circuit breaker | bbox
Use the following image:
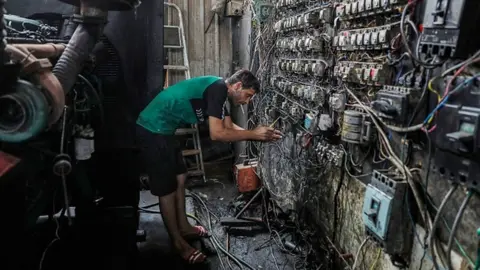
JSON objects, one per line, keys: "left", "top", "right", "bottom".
{"left": 432, "top": 76, "right": 480, "bottom": 192}
{"left": 362, "top": 171, "right": 412, "bottom": 257}
{"left": 420, "top": 0, "right": 480, "bottom": 57}
{"left": 372, "top": 85, "right": 420, "bottom": 126}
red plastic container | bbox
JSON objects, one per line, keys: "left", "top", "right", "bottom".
{"left": 234, "top": 161, "right": 261, "bottom": 193}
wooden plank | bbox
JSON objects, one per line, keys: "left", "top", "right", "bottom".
{"left": 187, "top": 0, "right": 205, "bottom": 78}
{"left": 219, "top": 17, "right": 233, "bottom": 78}
{"left": 203, "top": 0, "right": 216, "bottom": 76}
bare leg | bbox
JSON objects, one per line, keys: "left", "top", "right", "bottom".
{"left": 175, "top": 173, "right": 197, "bottom": 235}
{"left": 159, "top": 191, "right": 205, "bottom": 261}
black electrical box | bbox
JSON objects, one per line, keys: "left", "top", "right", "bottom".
{"left": 373, "top": 86, "right": 420, "bottom": 126}
{"left": 432, "top": 76, "right": 480, "bottom": 191}
{"left": 419, "top": 0, "right": 480, "bottom": 58}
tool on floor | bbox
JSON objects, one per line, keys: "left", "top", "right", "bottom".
{"left": 220, "top": 187, "right": 267, "bottom": 236}
{"left": 164, "top": 2, "right": 206, "bottom": 183}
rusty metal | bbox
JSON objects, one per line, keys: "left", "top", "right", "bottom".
{"left": 5, "top": 44, "right": 65, "bottom": 125}
{"left": 11, "top": 43, "right": 66, "bottom": 58}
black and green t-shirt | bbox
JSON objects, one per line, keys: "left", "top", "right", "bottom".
{"left": 137, "top": 76, "right": 230, "bottom": 134}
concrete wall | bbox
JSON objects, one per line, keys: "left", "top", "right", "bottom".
{"left": 164, "top": 0, "right": 233, "bottom": 85}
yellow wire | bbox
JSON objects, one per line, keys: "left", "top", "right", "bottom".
{"left": 426, "top": 77, "right": 442, "bottom": 124}
{"left": 369, "top": 248, "right": 382, "bottom": 270}
{"left": 428, "top": 77, "right": 441, "bottom": 102}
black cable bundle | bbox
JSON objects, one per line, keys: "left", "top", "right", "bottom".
{"left": 0, "top": 0, "right": 7, "bottom": 64}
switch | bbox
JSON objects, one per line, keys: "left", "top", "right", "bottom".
{"left": 350, "top": 33, "right": 357, "bottom": 46}
{"left": 378, "top": 29, "right": 387, "bottom": 43}
{"left": 363, "top": 32, "right": 371, "bottom": 45}
{"left": 371, "top": 68, "right": 380, "bottom": 82}
{"left": 345, "top": 3, "right": 352, "bottom": 15}
{"left": 432, "top": 0, "right": 448, "bottom": 25}
{"left": 371, "top": 32, "right": 378, "bottom": 45}
{"left": 365, "top": 0, "right": 372, "bottom": 10}
{"left": 352, "top": 2, "right": 358, "bottom": 14}
{"left": 358, "top": 0, "right": 365, "bottom": 12}
{"left": 336, "top": 5, "right": 345, "bottom": 16}
{"left": 366, "top": 198, "right": 380, "bottom": 224}
{"left": 446, "top": 121, "right": 476, "bottom": 153}
{"left": 333, "top": 36, "right": 339, "bottom": 46}
{"left": 357, "top": 33, "right": 364, "bottom": 46}
{"left": 297, "top": 87, "right": 304, "bottom": 98}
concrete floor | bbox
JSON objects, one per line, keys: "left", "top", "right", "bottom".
{"left": 136, "top": 162, "right": 297, "bottom": 270}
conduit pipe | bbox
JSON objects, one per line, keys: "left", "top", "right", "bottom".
{"left": 52, "top": 1, "right": 108, "bottom": 96}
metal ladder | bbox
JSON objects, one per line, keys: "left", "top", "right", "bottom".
{"left": 164, "top": 2, "right": 206, "bottom": 182}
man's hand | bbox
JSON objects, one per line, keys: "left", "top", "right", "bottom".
{"left": 252, "top": 126, "right": 282, "bottom": 141}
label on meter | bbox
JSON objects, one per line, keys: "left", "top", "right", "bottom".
{"left": 0, "top": 151, "right": 20, "bottom": 177}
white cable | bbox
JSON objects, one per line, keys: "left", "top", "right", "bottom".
{"left": 352, "top": 237, "right": 370, "bottom": 270}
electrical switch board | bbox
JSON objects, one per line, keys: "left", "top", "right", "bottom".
{"left": 335, "top": 0, "right": 406, "bottom": 20}
{"left": 333, "top": 22, "right": 400, "bottom": 51}
{"left": 277, "top": 58, "right": 329, "bottom": 77}
{"left": 431, "top": 76, "right": 480, "bottom": 192}
{"left": 274, "top": 7, "right": 333, "bottom": 32}
{"left": 419, "top": 0, "right": 480, "bottom": 58}
{"left": 276, "top": 36, "right": 325, "bottom": 52}
{"left": 333, "top": 61, "right": 392, "bottom": 86}
{"left": 362, "top": 170, "right": 412, "bottom": 257}
{"left": 372, "top": 85, "right": 420, "bottom": 126}
{"left": 271, "top": 76, "right": 326, "bottom": 104}
{"left": 275, "top": 0, "right": 308, "bottom": 8}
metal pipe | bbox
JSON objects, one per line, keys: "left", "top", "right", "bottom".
{"left": 53, "top": 1, "right": 107, "bottom": 95}
{"left": 11, "top": 43, "right": 66, "bottom": 58}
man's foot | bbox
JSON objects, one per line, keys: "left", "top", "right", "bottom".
{"left": 180, "top": 225, "right": 209, "bottom": 239}
{"left": 175, "top": 241, "right": 207, "bottom": 264}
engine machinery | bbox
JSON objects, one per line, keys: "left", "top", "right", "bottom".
{"left": 0, "top": 1, "right": 161, "bottom": 269}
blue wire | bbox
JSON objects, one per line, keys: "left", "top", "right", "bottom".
{"left": 423, "top": 74, "right": 480, "bottom": 125}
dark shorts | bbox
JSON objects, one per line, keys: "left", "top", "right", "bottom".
{"left": 136, "top": 125, "right": 187, "bottom": 197}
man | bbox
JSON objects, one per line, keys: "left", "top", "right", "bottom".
{"left": 136, "top": 69, "right": 282, "bottom": 264}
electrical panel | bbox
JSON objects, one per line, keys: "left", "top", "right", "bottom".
{"left": 333, "top": 61, "right": 392, "bottom": 86}
{"left": 257, "top": 0, "right": 480, "bottom": 266}
{"left": 336, "top": 0, "right": 406, "bottom": 19}
{"left": 277, "top": 58, "right": 329, "bottom": 77}
{"left": 419, "top": 0, "right": 480, "bottom": 57}
{"left": 333, "top": 22, "right": 400, "bottom": 51}
{"left": 276, "top": 36, "right": 325, "bottom": 52}
{"left": 363, "top": 170, "right": 412, "bottom": 257}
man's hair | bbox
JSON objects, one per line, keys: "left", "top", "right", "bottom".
{"left": 226, "top": 69, "right": 260, "bottom": 92}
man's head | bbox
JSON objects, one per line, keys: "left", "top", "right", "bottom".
{"left": 225, "top": 69, "right": 260, "bottom": 106}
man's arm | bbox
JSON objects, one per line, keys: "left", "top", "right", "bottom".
{"left": 209, "top": 116, "right": 256, "bottom": 141}
{"left": 224, "top": 116, "right": 245, "bottom": 131}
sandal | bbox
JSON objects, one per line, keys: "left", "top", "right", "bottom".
{"left": 182, "top": 226, "right": 209, "bottom": 240}
{"left": 184, "top": 249, "right": 206, "bottom": 264}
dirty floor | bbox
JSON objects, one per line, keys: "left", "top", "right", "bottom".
{"left": 137, "top": 161, "right": 298, "bottom": 270}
